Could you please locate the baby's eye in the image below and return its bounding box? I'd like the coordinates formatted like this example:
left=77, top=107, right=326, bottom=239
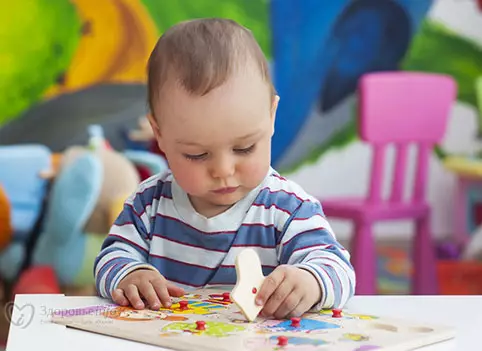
left=183, top=153, right=207, bottom=161
left=234, top=144, right=255, bottom=154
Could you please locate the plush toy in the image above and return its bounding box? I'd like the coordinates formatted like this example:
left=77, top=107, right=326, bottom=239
left=57, top=145, right=141, bottom=236
left=32, top=142, right=140, bottom=291
left=9, top=125, right=168, bottom=296
left=31, top=150, right=104, bottom=291
left=0, top=144, right=52, bottom=281
left=22, top=125, right=167, bottom=295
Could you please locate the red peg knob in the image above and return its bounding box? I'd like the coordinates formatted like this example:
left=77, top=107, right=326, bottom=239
left=222, top=292, right=231, bottom=302
left=196, top=320, right=206, bottom=330
left=277, top=336, right=288, bottom=346
left=179, top=300, right=189, bottom=310
left=290, top=317, right=301, bottom=327
left=332, top=308, right=342, bottom=318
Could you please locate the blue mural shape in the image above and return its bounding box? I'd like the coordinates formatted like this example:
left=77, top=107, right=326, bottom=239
left=270, top=0, right=434, bottom=171
left=319, top=0, right=411, bottom=112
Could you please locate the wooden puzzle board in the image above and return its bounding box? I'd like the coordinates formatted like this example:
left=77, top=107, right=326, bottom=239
left=51, top=288, right=455, bottom=351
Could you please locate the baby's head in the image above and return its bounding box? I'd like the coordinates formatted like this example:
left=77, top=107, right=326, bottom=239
left=146, top=18, right=279, bottom=216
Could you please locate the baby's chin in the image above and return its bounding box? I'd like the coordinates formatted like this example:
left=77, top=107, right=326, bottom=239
left=208, top=192, right=245, bottom=206
left=207, top=187, right=252, bottom=205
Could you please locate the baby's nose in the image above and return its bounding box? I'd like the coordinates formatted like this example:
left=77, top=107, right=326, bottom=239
left=211, top=156, right=235, bottom=178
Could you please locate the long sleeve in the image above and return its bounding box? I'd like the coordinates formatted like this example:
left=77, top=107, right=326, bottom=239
left=93, top=190, right=157, bottom=299
left=278, top=200, right=356, bottom=310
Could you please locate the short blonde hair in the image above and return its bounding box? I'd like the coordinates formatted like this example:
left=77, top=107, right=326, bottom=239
left=147, top=18, right=275, bottom=119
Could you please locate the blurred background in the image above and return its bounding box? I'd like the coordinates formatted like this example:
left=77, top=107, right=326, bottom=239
left=1, top=0, right=482, bottom=347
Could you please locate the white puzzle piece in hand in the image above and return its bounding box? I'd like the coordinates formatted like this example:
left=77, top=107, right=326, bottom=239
left=230, top=248, right=265, bottom=322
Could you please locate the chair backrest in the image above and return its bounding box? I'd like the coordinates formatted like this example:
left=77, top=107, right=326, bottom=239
left=358, top=72, right=457, bottom=204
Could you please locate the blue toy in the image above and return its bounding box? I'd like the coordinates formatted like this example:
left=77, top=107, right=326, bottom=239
left=0, top=144, right=52, bottom=280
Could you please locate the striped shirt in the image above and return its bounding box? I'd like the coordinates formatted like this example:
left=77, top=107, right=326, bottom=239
left=94, top=168, right=355, bottom=310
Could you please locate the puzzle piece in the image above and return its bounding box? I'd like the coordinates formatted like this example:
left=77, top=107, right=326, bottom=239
left=230, top=248, right=265, bottom=322
left=51, top=287, right=456, bottom=351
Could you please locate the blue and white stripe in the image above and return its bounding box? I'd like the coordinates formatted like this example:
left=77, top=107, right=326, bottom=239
left=94, top=169, right=355, bottom=309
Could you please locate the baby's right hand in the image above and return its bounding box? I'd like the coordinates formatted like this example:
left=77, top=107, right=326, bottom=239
left=112, top=268, right=185, bottom=310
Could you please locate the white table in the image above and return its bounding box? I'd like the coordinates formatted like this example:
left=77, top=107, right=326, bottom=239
left=5, top=294, right=482, bottom=350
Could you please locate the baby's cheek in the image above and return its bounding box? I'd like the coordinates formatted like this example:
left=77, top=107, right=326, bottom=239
left=239, top=158, right=269, bottom=187
left=176, top=165, right=207, bottom=194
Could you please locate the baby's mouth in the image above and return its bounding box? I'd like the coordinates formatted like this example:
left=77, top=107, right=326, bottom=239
left=211, top=186, right=239, bottom=194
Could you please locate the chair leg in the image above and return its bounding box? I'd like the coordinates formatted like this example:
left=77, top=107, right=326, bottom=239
left=352, top=220, right=377, bottom=295
left=413, top=215, right=438, bottom=295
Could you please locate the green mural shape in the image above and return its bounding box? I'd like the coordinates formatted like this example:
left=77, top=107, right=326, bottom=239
left=402, top=20, right=482, bottom=108
left=140, top=0, right=271, bottom=58
left=401, top=19, right=482, bottom=159
left=0, top=0, right=82, bottom=126
left=476, top=76, right=482, bottom=135
left=162, top=321, right=245, bottom=337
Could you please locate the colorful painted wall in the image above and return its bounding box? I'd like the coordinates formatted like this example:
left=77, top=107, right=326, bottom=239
left=288, top=0, right=482, bottom=241
left=0, top=0, right=271, bottom=150
left=1, top=0, right=481, bottom=240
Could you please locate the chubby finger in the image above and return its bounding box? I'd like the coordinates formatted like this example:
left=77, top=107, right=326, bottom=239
left=261, top=278, right=294, bottom=318
left=256, top=268, right=285, bottom=307
left=138, top=281, right=161, bottom=310
left=167, top=282, right=185, bottom=297
left=273, top=288, right=302, bottom=319
left=150, top=276, right=172, bottom=307
left=287, top=299, right=307, bottom=319
left=124, top=284, right=144, bottom=309
left=112, top=288, right=129, bottom=306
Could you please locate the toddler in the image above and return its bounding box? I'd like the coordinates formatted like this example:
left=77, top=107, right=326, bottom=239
left=94, top=18, right=355, bottom=320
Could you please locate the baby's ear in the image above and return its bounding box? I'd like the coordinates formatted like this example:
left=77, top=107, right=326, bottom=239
left=270, top=95, right=280, bottom=134
left=146, top=113, right=161, bottom=139
left=271, top=95, right=280, bottom=116
left=146, top=113, right=166, bottom=152
left=272, top=95, right=280, bottom=110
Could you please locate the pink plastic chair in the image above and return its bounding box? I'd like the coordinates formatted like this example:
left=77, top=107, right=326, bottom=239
left=320, top=72, right=457, bottom=295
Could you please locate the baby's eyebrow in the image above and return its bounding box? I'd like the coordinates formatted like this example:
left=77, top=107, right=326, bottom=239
left=175, top=139, right=202, bottom=146
left=175, top=130, right=261, bottom=146
left=237, top=130, right=260, bottom=140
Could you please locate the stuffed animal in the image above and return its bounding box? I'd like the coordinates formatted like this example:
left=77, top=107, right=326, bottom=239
left=0, top=144, right=52, bottom=281
left=31, top=143, right=141, bottom=291
left=11, top=126, right=168, bottom=296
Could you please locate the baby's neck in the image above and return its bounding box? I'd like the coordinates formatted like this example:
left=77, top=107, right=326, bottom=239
left=188, top=196, right=235, bottom=219
left=199, top=205, right=234, bottom=218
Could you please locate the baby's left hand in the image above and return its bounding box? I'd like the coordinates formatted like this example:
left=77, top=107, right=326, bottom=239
left=255, top=265, right=321, bottom=319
